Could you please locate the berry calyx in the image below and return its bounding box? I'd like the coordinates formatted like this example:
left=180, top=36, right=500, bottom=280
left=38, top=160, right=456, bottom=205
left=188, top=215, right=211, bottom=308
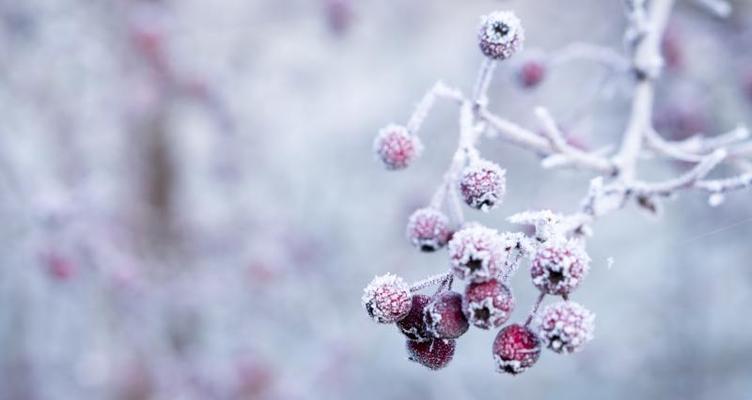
left=492, top=324, right=541, bottom=375
left=424, top=291, right=469, bottom=339
left=463, top=279, right=515, bottom=329
left=536, top=301, right=595, bottom=354
left=406, top=207, right=452, bottom=252
left=478, top=11, right=525, bottom=60
left=406, top=338, right=456, bottom=370
left=362, top=274, right=412, bottom=323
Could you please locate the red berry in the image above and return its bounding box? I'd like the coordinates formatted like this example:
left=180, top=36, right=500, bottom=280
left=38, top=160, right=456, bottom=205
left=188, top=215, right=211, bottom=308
left=448, top=225, right=503, bottom=282
left=492, top=324, right=541, bottom=375
left=458, top=160, right=506, bottom=211
left=362, top=274, right=412, bottom=323
left=530, top=242, right=590, bottom=296
left=406, top=207, right=451, bottom=252
left=406, top=338, right=456, bottom=370
left=424, top=291, right=469, bottom=339
left=536, top=301, right=595, bottom=354
left=478, top=11, right=524, bottom=60
left=397, top=295, right=433, bottom=342
left=463, top=280, right=515, bottom=329
left=518, top=60, right=545, bottom=88
left=373, top=124, right=422, bottom=170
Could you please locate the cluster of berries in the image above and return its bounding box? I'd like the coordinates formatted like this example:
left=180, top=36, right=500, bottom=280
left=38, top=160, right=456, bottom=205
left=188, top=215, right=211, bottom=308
left=365, top=10, right=598, bottom=375
left=363, top=229, right=594, bottom=374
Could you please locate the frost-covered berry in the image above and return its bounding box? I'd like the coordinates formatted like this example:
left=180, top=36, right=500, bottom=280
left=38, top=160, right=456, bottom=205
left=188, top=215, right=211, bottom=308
left=406, top=208, right=451, bottom=252
left=362, top=274, right=412, bottom=323
left=448, top=225, right=503, bottom=282
left=478, top=11, right=524, bottom=60
left=424, top=291, right=469, bottom=339
left=492, top=324, right=541, bottom=375
left=536, top=301, right=595, bottom=354
left=458, top=159, right=506, bottom=211
left=530, top=242, right=590, bottom=296
left=373, top=124, right=422, bottom=170
left=406, top=338, right=456, bottom=370
left=397, top=294, right=433, bottom=342
left=463, top=279, right=514, bottom=329
left=518, top=60, right=545, bottom=88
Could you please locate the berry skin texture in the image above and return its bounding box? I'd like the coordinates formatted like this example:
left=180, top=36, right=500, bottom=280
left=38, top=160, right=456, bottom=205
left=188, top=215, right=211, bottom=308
left=406, top=338, right=456, bottom=370
left=397, top=294, right=433, bottom=342
left=406, top=208, right=451, bottom=252
left=458, top=159, right=506, bottom=212
left=463, top=279, right=515, bottom=330
left=530, top=242, right=590, bottom=296
left=536, top=301, right=595, bottom=354
left=448, top=225, right=503, bottom=282
left=478, top=11, right=524, bottom=60
left=373, top=124, right=423, bottom=170
left=518, top=60, right=545, bottom=88
left=362, top=274, right=412, bottom=323
left=492, top=324, right=541, bottom=375
left=424, top=291, right=469, bottom=339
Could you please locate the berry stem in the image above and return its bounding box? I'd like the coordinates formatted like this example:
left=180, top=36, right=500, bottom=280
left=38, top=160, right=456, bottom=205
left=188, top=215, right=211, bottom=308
left=472, top=58, right=497, bottom=107
left=524, top=291, right=546, bottom=327
left=410, top=271, right=453, bottom=292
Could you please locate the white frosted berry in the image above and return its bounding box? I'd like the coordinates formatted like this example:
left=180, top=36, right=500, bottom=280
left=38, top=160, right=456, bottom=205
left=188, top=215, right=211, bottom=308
left=406, top=207, right=451, bottom=252
left=458, top=159, right=506, bottom=212
left=536, top=301, right=595, bottom=354
left=463, top=279, right=515, bottom=329
left=362, top=274, right=412, bottom=323
left=478, top=11, right=525, bottom=60
left=373, top=124, right=423, bottom=170
left=530, top=241, right=590, bottom=296
left=447, top=225, right=503, bottom=282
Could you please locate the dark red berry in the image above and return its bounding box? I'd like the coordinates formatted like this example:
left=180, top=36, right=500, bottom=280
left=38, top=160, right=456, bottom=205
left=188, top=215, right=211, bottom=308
left=478, top=11, right=524, bottom=60
left=492, top=324, right=541, bottom=375
left=397, top=295, right=433, bottom=342
left=424, top=291, right=469, bottom=339
left=406, top=338, right=456, bottom=370
left=463, top=279, right=515, bottom=329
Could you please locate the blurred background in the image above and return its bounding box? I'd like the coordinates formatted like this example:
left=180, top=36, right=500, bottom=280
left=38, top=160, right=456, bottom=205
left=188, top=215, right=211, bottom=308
left=1, top=0, right=751, bottom=399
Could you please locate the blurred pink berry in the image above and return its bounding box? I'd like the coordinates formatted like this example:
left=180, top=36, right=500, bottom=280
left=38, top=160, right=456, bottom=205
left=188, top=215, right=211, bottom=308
left=478, top=11, right=524, bottom=60
left=448, top=225, right=503, bottom=282
left=323, top=0, right=352, bottom=35
left=373, top=124, right=422, bottom=170
left=744, top=71, right=752, bottom=102
left=530, top=242, right=590, bottom=296
left=492, top=324, right=541, bottom=375
left=661, top=24, right=683, bottom=72
left=397, top=294, right=433, bottom=342
left=362, top=274, right=412, bottom=323
left=406, top=338, right=456, bottom=370
left=463, top=279, right=515, bottom=330
left=44, top=253, right=77, bottom=281
left=536, top=301, right=595, bottom=354
left=518, top=60, right=545, bottom=88
left=406, top=207, right=452, bottom=252
left=424, top=291, right=469, bottom=339
left=458, top=159, right=506, bottom=211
